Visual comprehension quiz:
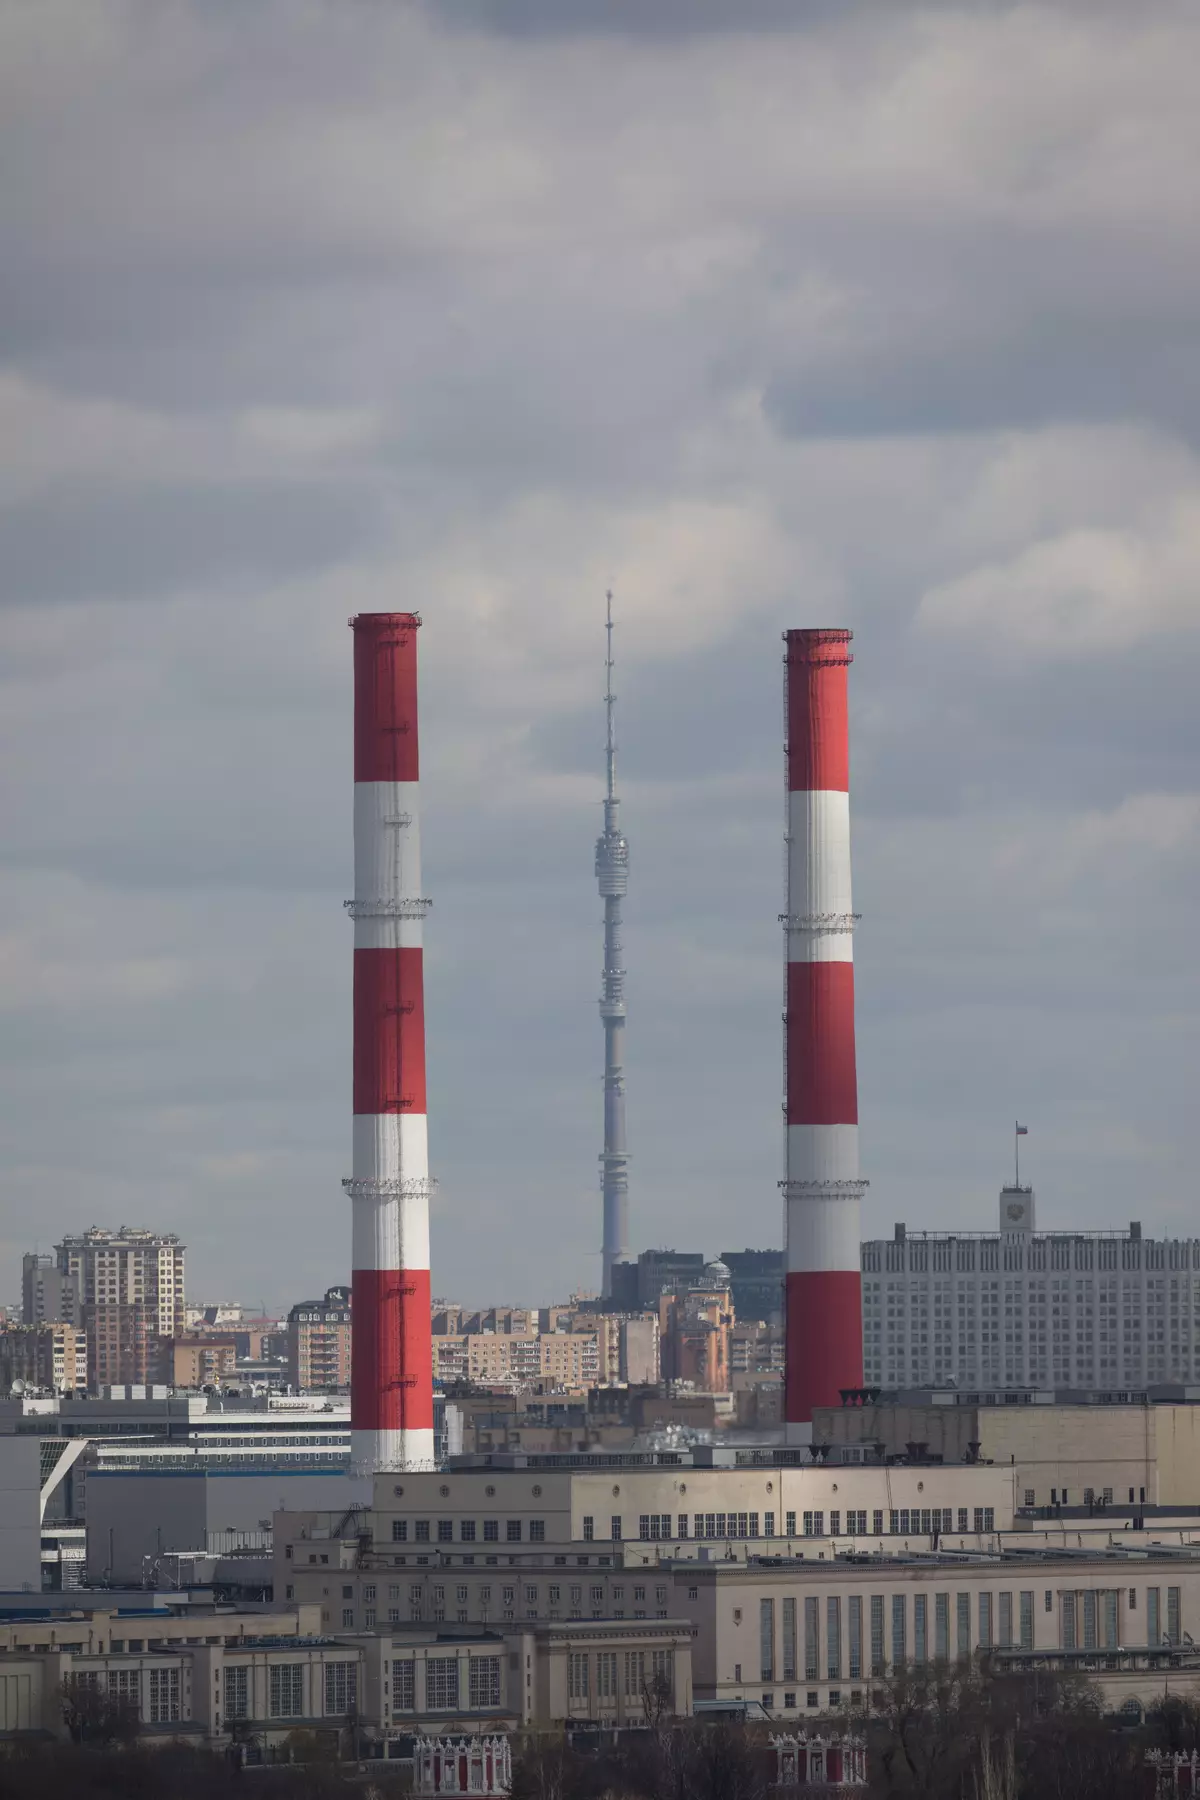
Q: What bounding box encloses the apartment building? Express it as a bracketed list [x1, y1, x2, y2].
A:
[863, 1191, 1200, 1390]
[0, 1323, 86, 1394]
[287, 1287, 352, 1391]
[53, 1228, 185, 1389]
[21, 1254, 78, 1327]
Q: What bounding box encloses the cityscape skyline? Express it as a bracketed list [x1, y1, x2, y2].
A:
[3, 3, 1200, 1312]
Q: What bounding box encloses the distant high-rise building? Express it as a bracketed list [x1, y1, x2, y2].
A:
[720, 1248, 785, 1326]
[54, 1227, 185, 1389]
[288, 1286, 353, 1392]
[21, 1253, 78, 1326]
[0, 1322, 87, 1394]
[862, 1192, 1200, 1391]
[611, 1249, 707, 1313]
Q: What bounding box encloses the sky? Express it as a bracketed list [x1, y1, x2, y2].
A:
[2, 0, 1199, 1312]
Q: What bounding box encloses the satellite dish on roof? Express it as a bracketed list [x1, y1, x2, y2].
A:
[10, 1379, 25, 1396]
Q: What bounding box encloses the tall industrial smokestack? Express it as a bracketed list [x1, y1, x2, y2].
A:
[596, 591, 630, 1296]
[345, 613, 434, 1474]
[782, 628, 865, 1438]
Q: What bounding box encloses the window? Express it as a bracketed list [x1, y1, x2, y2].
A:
[392, 1520, 408, 1542]
[526, 1585, 538, 1604]
[611, 1516, 622, 1542]
[1020, 1591, 1034, 1650]
[870, 1595, 885, 1675]
[341, 1609, 354, 1629]
[324, 1663, 357, 1715]
[568, 1653, 589, 1701]
[470, 1656, 502, 1708]
[848, 1595, 862, 1679]
[892, 1594, 907, 1666]
[461, 1520, 476, 1542]
[935, 1593, 949, 1660]
[978, 1592, 992, 1649]
[224, 1666, 249, 1720]
[582, 1516, 594, 1541]
[830, 1511, 841, 1535]
[762, 1693, 775, 1711]
[914, 1594, 927, 1663]
[342, 1585, 353, 1600]
[507, 1520, 522, 1542]
[1023, 1490, 1035, 1507]
[786, 1511, 797, 1536]
[530, 1520, 545, 1542]
[782, 1596, 797, 1681]
[148, 1667, 180, 1725]
[1149, 1588, 1161, 1646]
[393, 1661, 415, 1711]
[764, 1512, 775, 1537]
[415, 1520, 430, 1541]
[873, 1510, 884, 1536]
[1169, 1587, 1182, 1645]
[108, 1668, 139, 1700]
[999, 1591, 1013, 1647]
[1129, 1588, 1138, 1611]
[956, 1593, 970, 1659]
[269, 1664, 304, 1719]
[957, 1509, 968, 1533]
[760, 1598, 775, 1681]
[484, 1519, 499, 1541]
[426, 1657, 459, 1710]
[828, 1597, 842, 1679]
[624, 1650, 646, 1698]
[596, 1652, 617, 1702]
[804, 1596, 820, 1680]
[678, 1514, 689, 1538]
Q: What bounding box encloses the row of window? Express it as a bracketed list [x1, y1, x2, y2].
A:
[633, 1506, 994, 1542]
[757, 1584, 1183, 1678]
[222, 1661, 358, 1722]
[390, 1655, 501, 1712]
[392, 1519, 547, 1544]
[567, 1649, 673, 1703]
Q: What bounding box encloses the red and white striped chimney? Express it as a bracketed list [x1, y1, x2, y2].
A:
[783, 628, 865, 1438]
[345, 613, 434, 1475]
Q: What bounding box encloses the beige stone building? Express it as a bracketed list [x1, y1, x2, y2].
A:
[0, 1603, 690, 1747]
[813, 1391, 1200, 1509]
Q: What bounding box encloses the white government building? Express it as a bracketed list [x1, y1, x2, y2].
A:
[861, 1189, 1200, 1392]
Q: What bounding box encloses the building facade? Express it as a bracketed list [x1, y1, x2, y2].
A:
[862, 1193, 1200, 1391]
[0, 1605, 691, 1747]
[21, 1254, 78, 1327]
[0, 1324, 86, 1395]
[288, 1287, 353, 1391]
[53, 1229, 185, 1389]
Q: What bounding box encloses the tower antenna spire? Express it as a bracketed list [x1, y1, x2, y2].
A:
[596, 590, 630, 1296]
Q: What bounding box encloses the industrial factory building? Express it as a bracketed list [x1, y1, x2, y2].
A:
[862, 1190, 1200, 1391]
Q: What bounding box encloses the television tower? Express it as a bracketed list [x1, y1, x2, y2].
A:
[596, 592, 630, 1296]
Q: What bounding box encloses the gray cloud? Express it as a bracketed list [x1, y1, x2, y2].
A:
[1, 0, 1199, 1308]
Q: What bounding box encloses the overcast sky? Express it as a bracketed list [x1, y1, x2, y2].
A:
[2, 0, 1199, 1312]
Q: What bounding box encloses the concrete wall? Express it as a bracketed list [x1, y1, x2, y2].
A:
[814, 1402, 1160, 1508]
[0, 1439, 43, 1593]
[87, 1469, 355, 1584]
